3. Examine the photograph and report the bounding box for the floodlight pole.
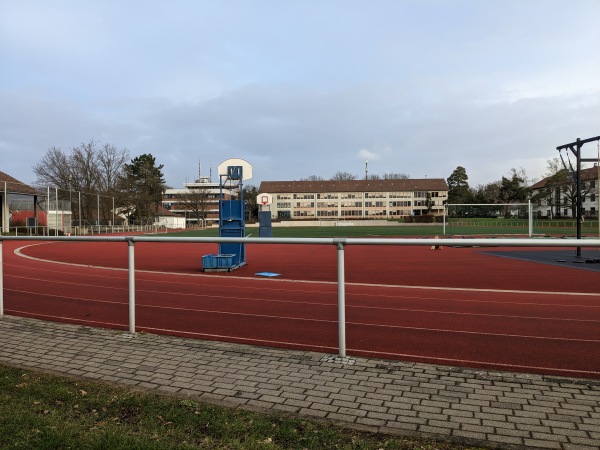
[557,135,600,258]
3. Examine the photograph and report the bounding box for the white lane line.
[13,243,600,298]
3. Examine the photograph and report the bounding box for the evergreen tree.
[118,154,165,224]
[446,166,471,203]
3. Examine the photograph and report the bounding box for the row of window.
[276,200,445,209]
[291,209,415,218]
[163,194,220,199]
[279,191,445,200]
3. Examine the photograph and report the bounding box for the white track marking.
[13,244,600,298]
[7,289,600,343]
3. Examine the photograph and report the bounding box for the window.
[341,193,361,199]
[317,193,338,199]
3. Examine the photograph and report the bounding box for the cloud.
[2,1,600,189]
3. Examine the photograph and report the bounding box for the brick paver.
[0,316,599,449]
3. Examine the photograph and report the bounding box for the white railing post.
[127,238,136,334]
[336,240,346,357]
[0,240,3,317]
[529,200,533,237]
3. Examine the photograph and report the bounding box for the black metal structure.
[556,135,600,257]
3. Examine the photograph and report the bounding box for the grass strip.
[0,365,485,449]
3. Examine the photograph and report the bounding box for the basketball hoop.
[256,193,273,210]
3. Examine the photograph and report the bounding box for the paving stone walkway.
[0,315,598,449]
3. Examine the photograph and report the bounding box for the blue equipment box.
[202,254,235,269]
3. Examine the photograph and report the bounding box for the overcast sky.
[2,0,599,189]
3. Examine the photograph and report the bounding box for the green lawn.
[0,365,484,450]
[165,219,599,239]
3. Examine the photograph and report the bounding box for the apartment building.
[162,176,235,226]
[529,166,600,218]
[258,178,448,220]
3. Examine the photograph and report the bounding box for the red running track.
[3,240,600,379]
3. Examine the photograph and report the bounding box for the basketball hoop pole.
[557,135,600,257]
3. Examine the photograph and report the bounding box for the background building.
[162,175,235,227]
[530,166,600,219]
[258,178,448,220]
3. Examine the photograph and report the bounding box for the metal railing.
[1,235,600,357]
[2,224,168,237]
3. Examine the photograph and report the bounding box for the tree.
[532,158,595,218]
[446,166,470,204]
[425,192,433,213]
[33,146,72,189]
[471,181,501,204]
[331,171,357,181]
[118,154,165,224]
[33,140,129,225]
[498,168,528,217]
[243,184,259,222]
[383,172,410,179]
[177,187,211,226]
[499,168,528,203]
[301,175,324,181]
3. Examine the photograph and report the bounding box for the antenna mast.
[365,159,368,180]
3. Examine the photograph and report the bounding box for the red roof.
[0,171,38,195]
[530,166,600,190]
[259,178,448,194]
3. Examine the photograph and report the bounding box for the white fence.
[1,235,600,357]
[4,224,167,236]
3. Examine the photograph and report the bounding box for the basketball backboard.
[217,158,253,181]
[256,193,273,206]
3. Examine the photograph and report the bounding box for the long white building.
[258,178,448,220]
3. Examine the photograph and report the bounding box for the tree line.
[447,159,597,218]
[33,141,165,225]
[33,141,591,226]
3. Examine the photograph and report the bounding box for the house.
[154,206,186,229]
[258,178,448,220]
[529,166,600,219]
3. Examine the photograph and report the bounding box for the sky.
[1,0,599,189]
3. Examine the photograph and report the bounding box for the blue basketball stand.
[202,160,250,272]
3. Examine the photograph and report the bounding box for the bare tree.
[33,140,129,225]
[383,172,410,179]
[532,158,595,218]
[177,187,211,225]
[98,143,129,193]
[331,171,357,181]
[97,144,129,223]
[33,146,72,189]
[301,175,324,181]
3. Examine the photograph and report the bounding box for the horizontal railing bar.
[1,235,600,248]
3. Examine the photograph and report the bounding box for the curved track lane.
[3,240,600,379]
